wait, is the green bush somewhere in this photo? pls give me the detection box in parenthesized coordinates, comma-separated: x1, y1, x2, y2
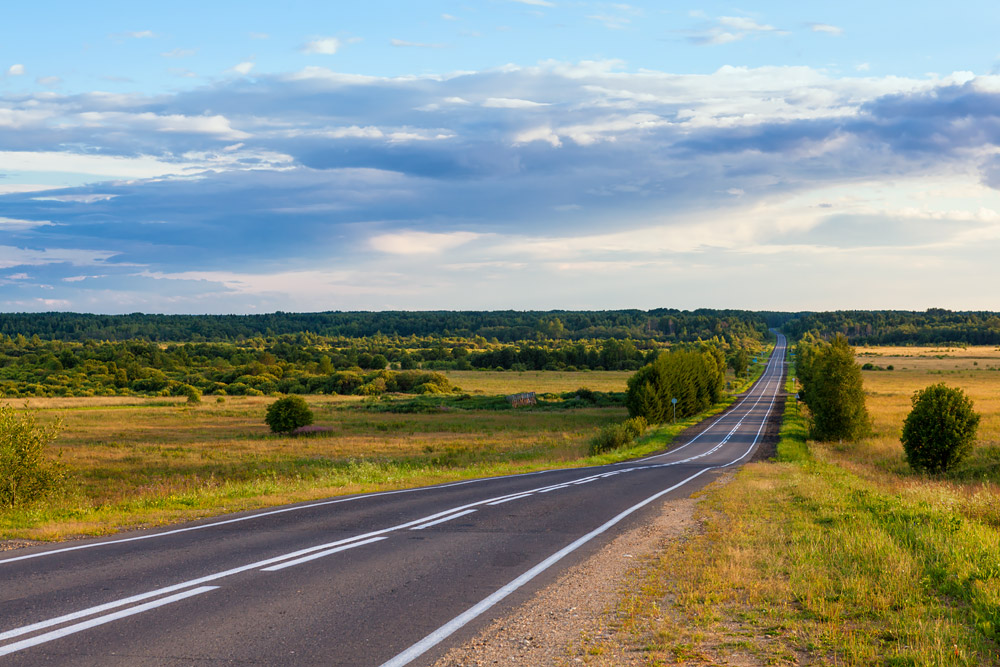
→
(0, 405, 64, 507)
(901, 383, 980, 474)
(589, 423, 632, 455)
(622, 415, 648, 439)
(265, 396, 314, 434)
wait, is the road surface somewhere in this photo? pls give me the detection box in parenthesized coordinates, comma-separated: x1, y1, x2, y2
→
(0, 334, 787, 666)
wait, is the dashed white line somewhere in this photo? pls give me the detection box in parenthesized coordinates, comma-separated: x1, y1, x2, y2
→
(410, 509, 478, 530)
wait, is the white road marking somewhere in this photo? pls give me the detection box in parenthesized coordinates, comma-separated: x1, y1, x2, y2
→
(486, 494, 533, 506)
(409, 509, 478, 530)
(379, 467, 714, 667)
(0, 586, 218, 658)
(260, 536, 389, 571)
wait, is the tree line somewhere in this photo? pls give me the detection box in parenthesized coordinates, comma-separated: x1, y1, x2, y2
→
(0, 331, 762, 399)
(782, 309, 1000, 345)
(0, 310, 770, 344)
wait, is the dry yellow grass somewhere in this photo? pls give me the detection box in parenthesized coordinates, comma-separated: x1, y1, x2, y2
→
(438, 369, 632, 394)
(1, 372, 636, 540)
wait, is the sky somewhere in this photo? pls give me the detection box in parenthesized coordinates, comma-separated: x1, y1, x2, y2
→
(3, 1, 1000, 314)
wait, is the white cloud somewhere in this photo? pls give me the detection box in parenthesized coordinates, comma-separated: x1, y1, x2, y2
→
(482, 97, 549, 108)
(391, 39, 446, 48)
(36, 76, 61, 87)
(369, 230, 481, 255)
(249, 32, 269, 40)
(0, 246, 120, 269)
(7, 64, 25, 76)
(509, 0, 554, 6)
(161, 48, 197, 58)
(442, 13, 458, 21)
(0, 217, 54, 230)
(77, 111, 250, 139)
(302, 37, 342, 55)
(230, 62, 255, 76)
(717, 16, 777, 32)
(856, 63, 871, 72)
(32, 194, 119, 203)
(810, 23, 844, 36)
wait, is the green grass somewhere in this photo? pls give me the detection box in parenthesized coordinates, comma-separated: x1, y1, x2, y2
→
(590, 346, 1000, 666)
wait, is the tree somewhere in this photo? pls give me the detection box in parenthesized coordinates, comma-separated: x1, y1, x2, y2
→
(265, 396, 314, 434)
(798, 334, 870, 441)
(728, 348, 751, 378)
(0, 405, 64, 507)
(901, 384, 980, 474)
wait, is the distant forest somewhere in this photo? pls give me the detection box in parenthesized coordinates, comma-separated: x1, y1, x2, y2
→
(0, 310, 775, 344)
(781, 309, 1000, 346)
(1, 308, 997, 398)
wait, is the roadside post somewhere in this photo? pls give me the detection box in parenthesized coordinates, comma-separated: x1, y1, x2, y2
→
(671, 397, 677, 424)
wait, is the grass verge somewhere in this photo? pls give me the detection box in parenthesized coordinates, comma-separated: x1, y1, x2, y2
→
(591, 351, 1000, 666)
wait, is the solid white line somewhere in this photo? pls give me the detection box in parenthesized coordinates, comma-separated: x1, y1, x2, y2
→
(379, 467, 713, 667)
(0, 586, 218, 658)
(409, 509, 478, 530)
(260, 536, 388, 571)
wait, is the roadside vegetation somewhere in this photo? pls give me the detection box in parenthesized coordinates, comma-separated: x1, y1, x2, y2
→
(0, 342, 771, 542)
(587, 343, 1000, 666)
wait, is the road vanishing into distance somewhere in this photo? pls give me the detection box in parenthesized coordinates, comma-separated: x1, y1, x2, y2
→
(1, 334, 787, 666)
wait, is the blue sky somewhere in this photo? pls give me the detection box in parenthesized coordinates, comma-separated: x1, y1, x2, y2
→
(3, 1, 1000, 313)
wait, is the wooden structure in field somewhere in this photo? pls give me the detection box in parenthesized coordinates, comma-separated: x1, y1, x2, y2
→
(506, 392, 537, 408)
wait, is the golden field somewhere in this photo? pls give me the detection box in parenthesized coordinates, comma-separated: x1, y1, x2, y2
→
(1, 371, 636, 541)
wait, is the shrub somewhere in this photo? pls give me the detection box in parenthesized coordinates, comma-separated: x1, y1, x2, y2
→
(589, 423, 632, 455)
(265, 396, 314, 434)
(0, 405, 64, 507)
(622, 416, 648, 439)
(901, 383, 980, 474)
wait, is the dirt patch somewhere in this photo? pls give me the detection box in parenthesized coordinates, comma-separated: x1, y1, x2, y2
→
(0, 540, 45, 552)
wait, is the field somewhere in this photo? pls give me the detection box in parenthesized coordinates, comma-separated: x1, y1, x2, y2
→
(0, 371, 630, 541)
(590, 346, 1000, 666)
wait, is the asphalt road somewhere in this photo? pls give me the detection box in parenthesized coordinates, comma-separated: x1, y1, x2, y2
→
(0, 334, 787, 666)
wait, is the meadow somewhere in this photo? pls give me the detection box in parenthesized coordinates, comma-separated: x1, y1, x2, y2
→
(590, 346, 1000, 666)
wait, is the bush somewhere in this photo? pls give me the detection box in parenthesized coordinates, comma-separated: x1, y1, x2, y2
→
(589, 423, 632, 455)
(0, 405, 64, 507)
(265, 396, 314, 434)
(901, 383, 980, 474)
(622, 416, 648, 439)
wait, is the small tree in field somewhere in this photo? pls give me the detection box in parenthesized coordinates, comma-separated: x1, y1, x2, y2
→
(0, 405, 64, 507)
(901, 383, 980, 474)
(265, 396, 314, 434)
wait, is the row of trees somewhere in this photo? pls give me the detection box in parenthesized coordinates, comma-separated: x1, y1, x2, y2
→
(0, 330, 765, 398)
(0, 310, 772, 344)
(625, 345, 727, 424)
(783, 309, 1000, 345)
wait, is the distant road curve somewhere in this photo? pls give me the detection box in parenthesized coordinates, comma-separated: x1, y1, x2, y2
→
(0, 334, 787, 666)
